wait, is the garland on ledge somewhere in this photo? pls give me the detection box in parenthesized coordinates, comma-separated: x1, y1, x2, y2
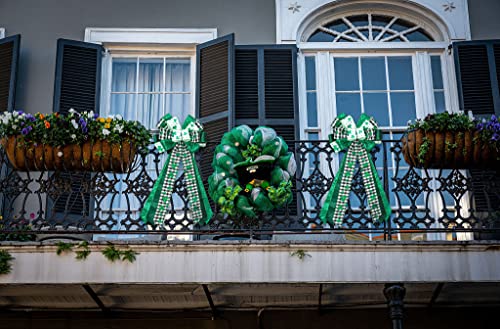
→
(320, 114, 391, 226)
(208, 125, 296, 218)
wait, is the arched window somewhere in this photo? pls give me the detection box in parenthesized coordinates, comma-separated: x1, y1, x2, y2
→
(307, 14, 434, 43)
(298, 3, 460, 238)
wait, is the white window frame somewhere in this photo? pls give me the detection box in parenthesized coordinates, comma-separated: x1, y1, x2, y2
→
(84, 28, 217, 120)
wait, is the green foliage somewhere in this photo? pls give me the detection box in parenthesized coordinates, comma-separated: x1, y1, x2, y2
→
(120, 249, 139, 263)
(102, 244, 122, 262)
(101, 243, 139, 263)
(0, 110, 152, 154)
(0, 250, 14, 275)
(56, 242, 74, 255)
(290, 249, 311, 261)
(408, 112, 475, 132)
(75, 241, 91, 261)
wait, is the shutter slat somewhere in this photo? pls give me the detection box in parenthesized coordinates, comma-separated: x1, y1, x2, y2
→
(455, 43, 495, 115)
(235, 49, 258, 119)
(0, 35, 20, 112)
(454, 40, 500, 214)
(51, 39, 102, 216)
(53, 39, 103, 114)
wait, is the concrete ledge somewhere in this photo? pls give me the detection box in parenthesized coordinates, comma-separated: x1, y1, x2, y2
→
(1, 241, 500, 284)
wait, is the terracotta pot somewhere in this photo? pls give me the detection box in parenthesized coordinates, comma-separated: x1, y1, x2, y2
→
(401, 129, 500, 169)
(1, 136, 136, 172)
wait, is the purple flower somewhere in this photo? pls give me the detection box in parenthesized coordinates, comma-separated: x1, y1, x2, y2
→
(21, 128, 29, 135)
(93, 113, 99, 119)
(492, 133, 500, 141)
(82, 126, 88, 134)
(17, 110, 24, 115)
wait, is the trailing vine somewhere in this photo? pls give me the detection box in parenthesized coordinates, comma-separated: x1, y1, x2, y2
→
(0, 250, 14, 275)
(55, 241, 138, 263)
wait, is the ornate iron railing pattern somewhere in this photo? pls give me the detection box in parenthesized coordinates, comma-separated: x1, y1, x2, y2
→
(1, 138, 499, 239)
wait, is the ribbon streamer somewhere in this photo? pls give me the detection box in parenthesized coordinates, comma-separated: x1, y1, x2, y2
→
(320, 114, 391, 226)
(141, 114, 213, 225)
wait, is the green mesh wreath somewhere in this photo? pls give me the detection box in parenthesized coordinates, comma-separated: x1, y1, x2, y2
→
(208, 125, 296, 218)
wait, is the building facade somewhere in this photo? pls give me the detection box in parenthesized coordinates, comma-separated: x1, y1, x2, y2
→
(1, 1, 500, 328)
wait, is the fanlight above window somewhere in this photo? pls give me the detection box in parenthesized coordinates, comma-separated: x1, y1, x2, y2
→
(307, 14, 434, 42)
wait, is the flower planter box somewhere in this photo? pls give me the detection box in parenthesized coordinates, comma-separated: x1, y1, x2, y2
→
(1, 136, 136, 172)
(401, 129, 500, 169)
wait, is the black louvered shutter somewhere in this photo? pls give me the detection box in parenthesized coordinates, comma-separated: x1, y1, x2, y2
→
(234, 45, 299, 143)
(454, 40, 500, 116)
(234, 45, 299, 216)
(0, 35, 20, 112)
(454, 40, 500, 214)
(51, 39, 103, 220)
(53, 39, 103, 114)
(196, 34, 235, 194)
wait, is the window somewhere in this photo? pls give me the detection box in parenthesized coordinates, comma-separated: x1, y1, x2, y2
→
(83, 29, 216, 233)
(298, 5, 459, 239)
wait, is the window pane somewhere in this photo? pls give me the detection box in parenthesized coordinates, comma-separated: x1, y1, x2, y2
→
(110, 94, 137, 120)
(364, 93, 389, 126)
(362, 57, 386, 90)
(112, 58, 136, 92)
(326, 19, 349, 33)
(336, 93, 361, 118)
(334, 58, 359, 91)
(406, 29, 433, 42)
(138, 58, 163, 92)
(305, 57, 316, 91)
(391, 92, 416, 126)
(307, 92, 318, 127)
(431, 56, 444, 90)
(388, 57, 414, 90)
(434, 91, 446, 113)
(165, 59, 190, 92)
(165, 94, 191, 122)
(138, 94, 163, 129)
(308, 31, 335, 42)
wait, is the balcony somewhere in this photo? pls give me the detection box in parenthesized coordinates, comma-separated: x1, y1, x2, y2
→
(1, 136, 499, 241)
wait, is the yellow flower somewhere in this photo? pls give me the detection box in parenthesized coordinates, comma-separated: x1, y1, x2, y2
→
(106, 117, 112, 123)
(98, 117, 105, 123)
(104, 123, 111, 129)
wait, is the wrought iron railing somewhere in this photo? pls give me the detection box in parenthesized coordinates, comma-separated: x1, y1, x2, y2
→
(1, 137, 499, 241)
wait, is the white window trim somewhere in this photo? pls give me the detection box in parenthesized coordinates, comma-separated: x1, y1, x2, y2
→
(0, 28, 5, 39)
(84, 28, 217, 119)
(84, 28, 217, 45)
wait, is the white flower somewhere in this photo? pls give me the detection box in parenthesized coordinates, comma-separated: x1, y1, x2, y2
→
(69, 108, 76, 114)
(71, 119, 78, 129)
(12, 125, 17, 130)
(71, 134, 76, 140)
(89, 111, 94, 118)
(102, 128, 110, 136)
(115, 114, 123, 120)
(114, 124, 123, 133)
(57, 151, 63, 158)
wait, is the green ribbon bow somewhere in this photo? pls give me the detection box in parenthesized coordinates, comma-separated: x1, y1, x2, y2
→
(319, 114, 391, 226)
(141, 114, 213, 225)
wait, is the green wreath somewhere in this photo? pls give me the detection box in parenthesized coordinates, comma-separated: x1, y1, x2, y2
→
(208, 125, 296, 218)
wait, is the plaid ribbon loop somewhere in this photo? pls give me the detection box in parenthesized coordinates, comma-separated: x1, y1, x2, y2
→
(141, 114, 212, 226)
(320, 114, 391, 226)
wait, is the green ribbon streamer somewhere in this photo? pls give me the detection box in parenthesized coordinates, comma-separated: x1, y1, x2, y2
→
(141, 114, 213, 225)
(319, 114, 391, 226)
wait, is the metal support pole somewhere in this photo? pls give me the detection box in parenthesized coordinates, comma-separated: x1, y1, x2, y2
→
(383, 283, 406, 329)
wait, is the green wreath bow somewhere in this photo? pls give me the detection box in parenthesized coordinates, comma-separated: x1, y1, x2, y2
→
(320, 114, 391, 226)
(141, 114, 213, 225)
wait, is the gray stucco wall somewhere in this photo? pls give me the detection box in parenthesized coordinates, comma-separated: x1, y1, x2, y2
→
(469, 0, 500, 40)
(0, 0, 499, 114)
(0, 0, 276, 114)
